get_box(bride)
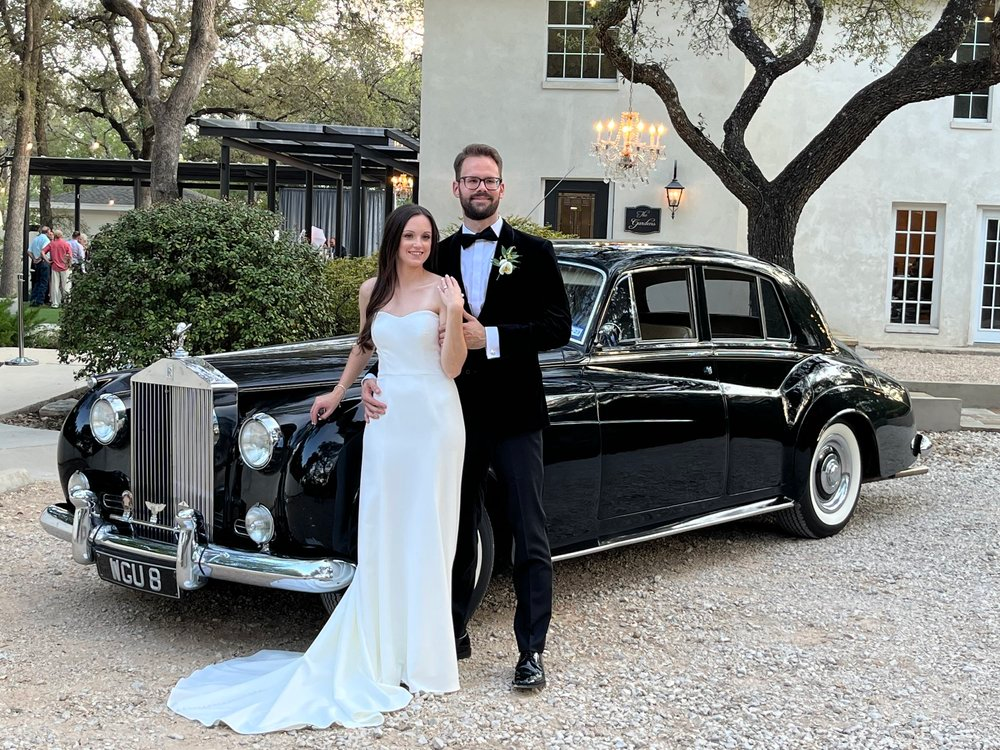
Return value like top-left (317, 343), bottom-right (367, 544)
top-left (168, 204), bottom-right (468, 733)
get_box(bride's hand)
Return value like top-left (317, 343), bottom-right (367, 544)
top-left (438, 275), bottom-right (464, 311)
top-left (310, 389), bottom-right (343, 424)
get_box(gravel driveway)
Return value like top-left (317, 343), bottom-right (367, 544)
top-left (2, 431), bottom-right (997, 750)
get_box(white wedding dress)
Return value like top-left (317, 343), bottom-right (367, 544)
top-left (168, 310), bottom-right (464, 733)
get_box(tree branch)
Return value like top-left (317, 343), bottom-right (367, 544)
top-left (78, 104), bottom-right (142, 159)
top-left (101, 0), bottom-right (161, 111)
top-left (594, 0), bottom-right (762, 206)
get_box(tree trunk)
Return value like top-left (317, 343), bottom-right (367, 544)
top-left (746, 199), bottom-right (804, 273)
top-left (0, 0), bottom-right (46, 298)
top-left (35, 100), bottom-right (51, 228)
top-left (149, 110), bottom-right (182, 203)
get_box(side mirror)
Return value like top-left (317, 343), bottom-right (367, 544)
top-left (596, 322), bottom-right (621, 350)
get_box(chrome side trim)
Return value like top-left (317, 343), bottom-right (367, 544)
top-left (39, 505), bottom-right (356, 594)
top-left (890, 466), bottom-right (929, 479)
top-left (552, 497), bottom-right (794, 562)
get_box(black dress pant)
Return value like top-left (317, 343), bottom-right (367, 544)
top-left (451, 428), bottom-right (552, 654)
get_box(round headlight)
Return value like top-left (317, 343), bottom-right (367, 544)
top-left (239, 413), bottom-right (281, 469)
top-left (245, 504), bottom-right (275, 545)
top-left (90, 394), bottom-right (126, 445)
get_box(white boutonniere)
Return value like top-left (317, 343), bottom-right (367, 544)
top-left (492, 245), bottom-right (520, 276)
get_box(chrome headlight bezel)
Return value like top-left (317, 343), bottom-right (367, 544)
top-left (90, 394), bottom-right (127, 445)
top-left (238, 413), bottom-right (281, 470)
top-left (244, 504), bottom-right (275, 545)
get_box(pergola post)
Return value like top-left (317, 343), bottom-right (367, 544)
top-left (384, 171), bottom-right (394, 219)
top-left (73, 186), bottom-right (81, 232)
top-left (350, 151), bottom-right (362, 257)
top-left (246, 181), bottom-right (255, 206)
top-left (305, 170), bottom-right (314, 242)
top-left (335, 177), bottom-right (345, 256)
top-left (220, 144), bottom-right (231, 198)
top-left (266, 160), bottom-right (276, 212)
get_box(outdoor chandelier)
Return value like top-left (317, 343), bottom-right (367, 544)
top-left (391, 173), bottom-right (413, 202)
top-left (590, 0), bottom-right (665, 187)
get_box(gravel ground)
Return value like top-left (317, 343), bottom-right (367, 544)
top-left (865, 349), bottom-right (1000, 384)
top-left (2, 432), bottom-right (998, 749)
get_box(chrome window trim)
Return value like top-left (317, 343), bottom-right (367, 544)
top-left (595, 264), bottom-right (699, 352)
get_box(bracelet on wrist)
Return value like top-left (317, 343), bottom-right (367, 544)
top-left (332, 384), bottom-right (346, 396)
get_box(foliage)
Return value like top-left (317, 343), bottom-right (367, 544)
top-left (320, 255), bottom-right (380, 336)
top-left (442, 215), bottom-right (577, 240)
top-left (57, 199), bottom-right (342, 376)
top-left (0, 297), bottom-right (41, 347)
top-left (592, 0), bottom-right (1000, 271)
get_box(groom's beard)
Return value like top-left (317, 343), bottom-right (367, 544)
top-left (461, 191), bottom-right (500, 221)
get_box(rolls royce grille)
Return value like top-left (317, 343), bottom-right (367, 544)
top-left (130, 359), bottom-right (228, 543)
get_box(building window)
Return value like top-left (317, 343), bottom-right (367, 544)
top-left (953, 2), bottom-right (994, 120)
top-left (889, 208), bottom-right (939, 327)
top-left (547, 1), bottom-right (617, 80)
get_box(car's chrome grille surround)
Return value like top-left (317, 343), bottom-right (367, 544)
top-left (130, 358), bottom-right (237, 544)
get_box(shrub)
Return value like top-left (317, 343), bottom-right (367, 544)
top-left (58, 200), bottom-right (344, 376)
top-left (442, 214), bottom-right (577, 240)
top-left (0, 298), bottom-right (41, 347)
top-left (321, 255), bottom-right (380, 336)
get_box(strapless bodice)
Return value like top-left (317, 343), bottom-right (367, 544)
top-left (372, 310), bottom-right (443, 376)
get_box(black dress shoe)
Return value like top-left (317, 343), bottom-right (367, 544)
top-left (512, 651), bottom-right (545, 689)
top-left (456, 631), bottom-right (471, 660)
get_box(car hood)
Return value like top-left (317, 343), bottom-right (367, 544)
top-left (199, 337), bottom-right (575, 391)
top-left (201, 336), bottom-right (357, 391)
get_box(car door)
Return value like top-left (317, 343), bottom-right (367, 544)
top-left (700, 266), bottom-right (809, 498)
top-left (587, 266), bottom-right (728, 537)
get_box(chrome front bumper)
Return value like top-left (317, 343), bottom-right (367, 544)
top-left (39, 492), bottom-right (355, 594)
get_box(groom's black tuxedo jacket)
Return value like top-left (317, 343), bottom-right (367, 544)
top-left (431, 221), bottom-right (571, 437)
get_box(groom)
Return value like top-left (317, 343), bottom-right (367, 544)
top-left (364, 144), bottom-right (570, 689)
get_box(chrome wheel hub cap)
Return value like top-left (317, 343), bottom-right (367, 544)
top-left (814, 436), bottom-right (853, 514)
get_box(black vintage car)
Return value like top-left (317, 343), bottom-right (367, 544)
top-left (40, 244), bottom-right (930, 614)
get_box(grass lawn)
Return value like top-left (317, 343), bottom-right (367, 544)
top-left (30, 306), bottom-right (61, 325)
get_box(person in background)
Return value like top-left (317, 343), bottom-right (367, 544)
top-left (47, 229), bottom-right (74, 308)
top-left (70, 231), bottom-right (88, 273)
top-left (27, 225), bottom-right (52, 307)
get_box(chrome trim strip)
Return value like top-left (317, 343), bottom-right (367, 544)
top-left (551, 498), bottom-right (794, 562)
top-left (891, 466), bottom-right (929, 479)
top-left (39, 505), bottom-right (356, 594)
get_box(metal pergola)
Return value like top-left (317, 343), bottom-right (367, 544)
top-left (198, 118), bottom-right (420, 256)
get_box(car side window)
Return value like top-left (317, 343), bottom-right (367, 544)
top-left (704, 268), bottom-right (764, 339)
top-left (761, 278), bottom-right (791, 340)
top-left (604, 278), bottom-right (637, 343)
top-left (631, 268), bottom-right (696, 341)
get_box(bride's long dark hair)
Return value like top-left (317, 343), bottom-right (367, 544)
top-left (355, 204), bottom-right (440, 353)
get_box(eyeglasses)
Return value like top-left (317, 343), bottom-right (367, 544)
top-left (458, 176), bottom-right (502, 190)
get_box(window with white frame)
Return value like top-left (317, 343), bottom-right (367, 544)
top-left (888, 208), bottom-right (940, 327)
top-left (547, 0), bottom-right (617, 81)
top-left (953, 2), bottom-right (995, 120)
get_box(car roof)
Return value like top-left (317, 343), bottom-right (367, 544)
top-left (553, 242), bottom-right (790, 279)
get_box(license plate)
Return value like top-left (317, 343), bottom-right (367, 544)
top-left (95, 550), bottom-right (180, 598)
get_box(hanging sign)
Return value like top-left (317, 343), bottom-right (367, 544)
top-left (624, 205), bottom-right (661, 234)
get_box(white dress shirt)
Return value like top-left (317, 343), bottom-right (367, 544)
top-left (460, 217), bottom-right (504, 360)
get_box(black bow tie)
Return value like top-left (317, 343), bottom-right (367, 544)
top-left (459, 226), bottom-right (498, 248)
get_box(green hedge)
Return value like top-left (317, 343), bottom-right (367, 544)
top-left (58, 200), bottom-right (348, 376)
top-left (0, 299), bottom-right (41, 347)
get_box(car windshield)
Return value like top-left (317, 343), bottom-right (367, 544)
top-left (558, 261), bottom-right (606, 345)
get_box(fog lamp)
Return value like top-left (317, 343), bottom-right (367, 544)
top-left (244, 504), bottom-right (275, 545)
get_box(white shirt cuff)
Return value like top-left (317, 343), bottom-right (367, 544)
top-left (485, 327), bottom-right (500, 359)
top-left (362, 372), bottom-right (377, 381)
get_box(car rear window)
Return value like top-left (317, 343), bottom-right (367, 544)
top-left (704, 268), bottom-right (764, 339)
